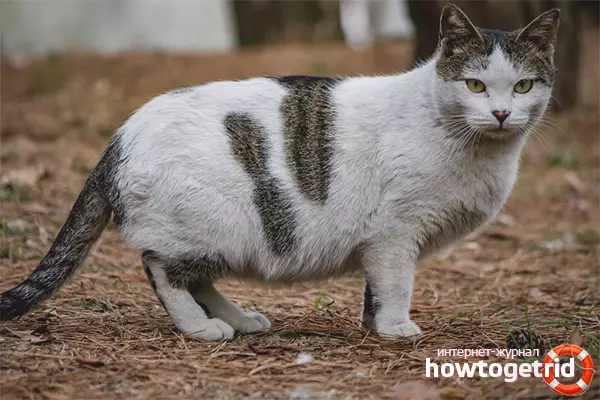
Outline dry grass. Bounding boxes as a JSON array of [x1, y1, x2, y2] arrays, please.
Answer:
[[1, 40, 599, 399]]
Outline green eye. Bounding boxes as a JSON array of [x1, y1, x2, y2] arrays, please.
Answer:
[[466, 79, 486, 93], [514, 79, 533, 94]]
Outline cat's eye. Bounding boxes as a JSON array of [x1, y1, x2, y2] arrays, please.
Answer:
[[465, 79, 486, 93], [514, 79, 533, 94]]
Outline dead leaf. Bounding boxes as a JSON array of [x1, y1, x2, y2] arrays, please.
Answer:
[[564, 171, 586, 194], [494, 214, 516, 227], [1, 165, 48, 187], [248, 344, 272, 355], [462, 242, 481, 252], [2, 135, 40, 163], [76, 358, 105, 368], [6, 329, 51, 344], [5, 219, 34, 233]]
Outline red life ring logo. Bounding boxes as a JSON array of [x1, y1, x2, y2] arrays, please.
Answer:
[[543, 344, 595, 396]]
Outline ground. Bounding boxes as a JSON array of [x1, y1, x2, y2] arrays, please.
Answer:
[[0, 39, 598, 400]]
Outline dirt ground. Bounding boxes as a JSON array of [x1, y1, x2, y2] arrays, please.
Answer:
[[1, 38, 599, 400]]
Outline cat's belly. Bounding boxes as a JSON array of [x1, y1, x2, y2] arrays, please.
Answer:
[[245, 246, 363, 283], [241, 228, 365, 283]]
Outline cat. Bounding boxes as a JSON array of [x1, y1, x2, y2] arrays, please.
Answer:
[[0, 4, 559, 341]]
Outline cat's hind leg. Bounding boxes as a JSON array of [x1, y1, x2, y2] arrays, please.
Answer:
[[142, 251, 235, 341], [189, 281, 271, 334]]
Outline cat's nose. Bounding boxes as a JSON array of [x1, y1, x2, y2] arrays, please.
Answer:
[[492, 110, 511, 124]]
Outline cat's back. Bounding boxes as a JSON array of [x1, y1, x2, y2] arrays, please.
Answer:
[[113, 75, 383, 269], [117, 78, 286, 153]]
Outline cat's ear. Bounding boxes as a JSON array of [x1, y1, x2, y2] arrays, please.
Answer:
[[438, 3, 483, 48], [515, 9, 560, 57]]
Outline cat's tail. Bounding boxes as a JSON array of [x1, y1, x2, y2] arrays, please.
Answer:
[[0, 151, 115, 321]]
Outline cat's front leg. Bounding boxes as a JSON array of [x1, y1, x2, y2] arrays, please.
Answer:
[[360, 238, 421, 339]]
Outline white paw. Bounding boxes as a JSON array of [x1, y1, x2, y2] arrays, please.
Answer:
[[376, 320, 421, 340], [180, 318, 235, 341], [230, 311, 271, 333]]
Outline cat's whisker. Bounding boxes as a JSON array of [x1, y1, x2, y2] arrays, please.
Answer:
[[534, 118, 565, 136], [528, 126, 552, 153]]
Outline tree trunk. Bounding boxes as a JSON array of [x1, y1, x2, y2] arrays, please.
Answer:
[[232, 0, 342, 48], [406, 0, 440, 65], [547, 0, 580, 111]]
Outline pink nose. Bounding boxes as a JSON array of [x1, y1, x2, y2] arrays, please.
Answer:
[[492, 110, 511, 124]]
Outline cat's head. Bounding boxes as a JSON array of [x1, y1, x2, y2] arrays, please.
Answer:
[[434, 4, 560, 139]]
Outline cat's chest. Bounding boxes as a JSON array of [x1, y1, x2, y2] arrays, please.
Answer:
[[413, 156, 518, 256]]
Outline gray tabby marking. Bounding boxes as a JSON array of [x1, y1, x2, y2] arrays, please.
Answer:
[[275, 76, 339, 204], [224, 113, 297, 256], [437, 7, 556, 84], [362, 282, 380, 326], [142, 250, 231, 289], [0, 138, 123, 320], [142, 259, 166, 310]]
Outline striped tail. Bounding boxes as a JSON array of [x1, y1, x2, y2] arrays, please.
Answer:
[[0, 161, 113, 320]]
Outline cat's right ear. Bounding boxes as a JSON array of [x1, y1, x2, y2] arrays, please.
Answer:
[[438, 3, 483, 50]]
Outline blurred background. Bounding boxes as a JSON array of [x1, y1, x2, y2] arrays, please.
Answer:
[[1, 2, 599, 399], [1, 0, 598, 111]]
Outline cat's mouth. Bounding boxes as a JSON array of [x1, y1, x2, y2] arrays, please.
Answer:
[[481, 125, 520, 139]]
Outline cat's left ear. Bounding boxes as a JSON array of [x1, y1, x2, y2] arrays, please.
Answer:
[[515, 9, 560, 57]]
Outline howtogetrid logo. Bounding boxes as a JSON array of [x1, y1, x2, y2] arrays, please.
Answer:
[[543, 344, 595, 397], [426, 343, 595, 397]]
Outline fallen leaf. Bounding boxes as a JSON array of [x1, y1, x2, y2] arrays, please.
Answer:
[[564, 171, 586, 194], [248, 344, 272, 355], [2, 135, 40, 163], [1, 165, 48, 187], [76, 358, 105, 368], [5, 219, 34, 233], [495, 214, 516, 227], [462, 242, 481, 252], [7, 329, 51, 344]]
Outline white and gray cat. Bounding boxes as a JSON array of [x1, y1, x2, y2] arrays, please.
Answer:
[[0, 4, 560, 341]]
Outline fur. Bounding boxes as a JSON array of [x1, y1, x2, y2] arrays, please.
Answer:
[[0, 4, 560, 341]]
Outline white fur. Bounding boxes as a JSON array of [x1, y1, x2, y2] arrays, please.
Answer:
[[113, 48, 550, 340], [145, 257, 235, 340], [190, 283, 271, 333], [436, 47, 552, 135]]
